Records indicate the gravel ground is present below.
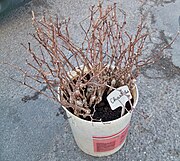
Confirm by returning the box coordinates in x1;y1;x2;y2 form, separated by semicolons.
0;0;180;161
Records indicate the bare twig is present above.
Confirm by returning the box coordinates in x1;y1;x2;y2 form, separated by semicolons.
11;3;178;119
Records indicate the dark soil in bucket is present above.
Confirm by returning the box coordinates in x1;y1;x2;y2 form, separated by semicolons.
91;97;134;122
66;90;134;122
62;72;134;122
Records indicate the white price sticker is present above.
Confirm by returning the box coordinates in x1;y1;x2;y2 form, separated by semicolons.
107;85;132;111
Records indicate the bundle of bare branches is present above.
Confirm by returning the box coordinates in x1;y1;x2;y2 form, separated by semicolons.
18;3;178;118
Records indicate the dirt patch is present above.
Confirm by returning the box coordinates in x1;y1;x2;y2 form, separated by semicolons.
141;56;180;79
21;85;48;102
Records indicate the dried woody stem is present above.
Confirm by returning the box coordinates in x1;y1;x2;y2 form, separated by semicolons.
17;3;178;118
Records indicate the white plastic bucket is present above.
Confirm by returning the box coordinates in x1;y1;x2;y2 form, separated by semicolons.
62;85;139;157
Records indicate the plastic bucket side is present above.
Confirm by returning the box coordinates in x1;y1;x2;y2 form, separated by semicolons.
62;85;139;156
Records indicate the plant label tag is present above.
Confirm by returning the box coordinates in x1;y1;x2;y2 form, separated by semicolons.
107;85;132;110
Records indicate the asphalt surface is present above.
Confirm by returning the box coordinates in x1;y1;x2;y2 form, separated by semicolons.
0;0;180;161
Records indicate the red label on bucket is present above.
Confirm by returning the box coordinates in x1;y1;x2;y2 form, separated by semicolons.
93;124;129;152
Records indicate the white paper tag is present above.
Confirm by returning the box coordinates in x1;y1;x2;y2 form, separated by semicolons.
107;85;132;110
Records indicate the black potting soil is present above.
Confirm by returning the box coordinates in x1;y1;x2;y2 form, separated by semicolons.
67;90;134;122
91;97;133;122
64;73;134;122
